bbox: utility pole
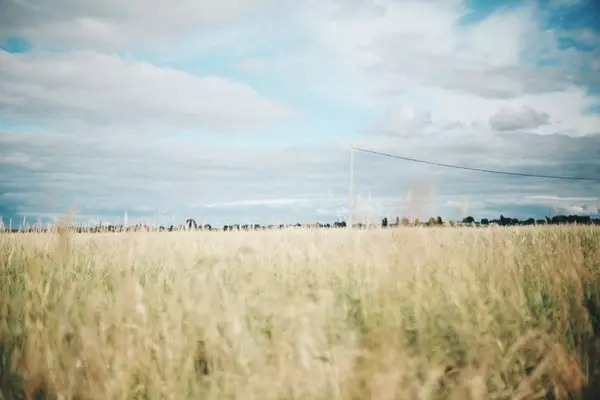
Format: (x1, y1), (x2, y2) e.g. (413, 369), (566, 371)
(348, 144), (354, 229)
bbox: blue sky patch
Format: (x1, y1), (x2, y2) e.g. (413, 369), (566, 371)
(0, 37), (31, 53)
(458, 0), (524, 25)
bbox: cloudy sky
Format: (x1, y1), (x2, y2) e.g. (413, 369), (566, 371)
(1, 0), (599, 227)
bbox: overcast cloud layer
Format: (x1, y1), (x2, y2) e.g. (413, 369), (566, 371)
(1, 0), (599, 226)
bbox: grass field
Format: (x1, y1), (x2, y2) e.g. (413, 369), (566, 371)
(1, 226), (600, 399)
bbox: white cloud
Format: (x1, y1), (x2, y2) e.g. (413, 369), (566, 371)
(0, 50), (291, 133)
(234, 58), (267, 72)
(363, 85), (600, 138)
(1, 0), (599, 226)
(517, 195), (600, 217)
(1, 129), (599, 224)
(560, 205), (599, 215)
(489, 106), (550, 131)
(297, 0), (546, 97)
(0, 0), (274, 51)
(525, 196), (599, 202)
(269, 0), (600, 137)
(203, 198), (313, 208)
(372, 105), (433, 137)
(0, 152), (43, 169)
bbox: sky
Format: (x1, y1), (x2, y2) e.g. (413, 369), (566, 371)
(1, 0), (599, 227)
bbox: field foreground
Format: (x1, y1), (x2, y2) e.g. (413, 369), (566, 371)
(1, 226), (600, 399)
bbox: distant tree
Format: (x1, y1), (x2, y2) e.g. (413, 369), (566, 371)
(401, 217), (410, 227)
(436, 216), (443, 225)
(428, 217), (437, 226)
(481, 218), (489, 225)
(462, 216), (475, 224)
(382, 217), (388, 228)
(185, 219), (197, 230)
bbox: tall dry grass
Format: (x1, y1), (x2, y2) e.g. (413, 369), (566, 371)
(1, 226), (600, 399)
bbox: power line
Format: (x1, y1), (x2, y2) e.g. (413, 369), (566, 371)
(353, 147), (600, 182)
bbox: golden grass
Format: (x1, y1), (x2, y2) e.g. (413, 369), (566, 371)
(1, 226), (600, 399)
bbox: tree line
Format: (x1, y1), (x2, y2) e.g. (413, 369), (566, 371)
(1, 213), (599, 233)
